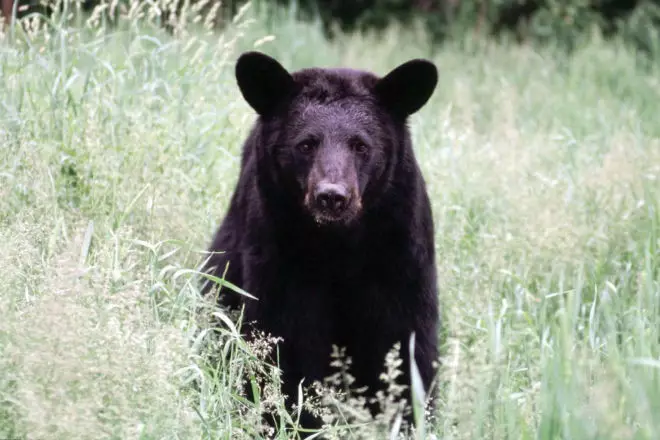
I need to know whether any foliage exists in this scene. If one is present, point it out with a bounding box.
[289,0,660,55]
[2,2,660,439]
[4,0,660,55]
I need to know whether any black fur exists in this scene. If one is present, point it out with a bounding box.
[202,51,440,433]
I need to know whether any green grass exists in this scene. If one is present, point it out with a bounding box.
[2,1,660,438]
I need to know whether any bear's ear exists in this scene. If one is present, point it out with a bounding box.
[374,59,438,118]
[235,51,296,116]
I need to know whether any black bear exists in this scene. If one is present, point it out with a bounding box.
[202,51,440,433]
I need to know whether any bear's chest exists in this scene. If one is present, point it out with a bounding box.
[243,254,404,335]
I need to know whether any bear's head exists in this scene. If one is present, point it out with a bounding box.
[235,51,437,227]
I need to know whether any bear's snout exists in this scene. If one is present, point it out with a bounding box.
[314,182,349,215]
[305,177,361,226]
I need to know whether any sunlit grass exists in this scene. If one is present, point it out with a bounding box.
[1,1,660,438]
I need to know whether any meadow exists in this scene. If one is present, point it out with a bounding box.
[1,1,660,438]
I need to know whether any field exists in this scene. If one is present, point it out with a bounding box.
[2,2,660,439]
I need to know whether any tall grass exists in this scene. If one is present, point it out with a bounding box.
[1,1,660,438]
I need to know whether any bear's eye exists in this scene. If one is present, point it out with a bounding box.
[297,140,317,154]
[351,140,369,155]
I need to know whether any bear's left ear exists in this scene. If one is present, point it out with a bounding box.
[235,51,296,116]
[374,59,438,119]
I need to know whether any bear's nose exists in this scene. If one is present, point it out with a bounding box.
[315,183,348,214]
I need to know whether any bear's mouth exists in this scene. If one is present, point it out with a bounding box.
[311,208,357,226]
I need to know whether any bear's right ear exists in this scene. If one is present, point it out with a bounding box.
[235,51,296,116]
